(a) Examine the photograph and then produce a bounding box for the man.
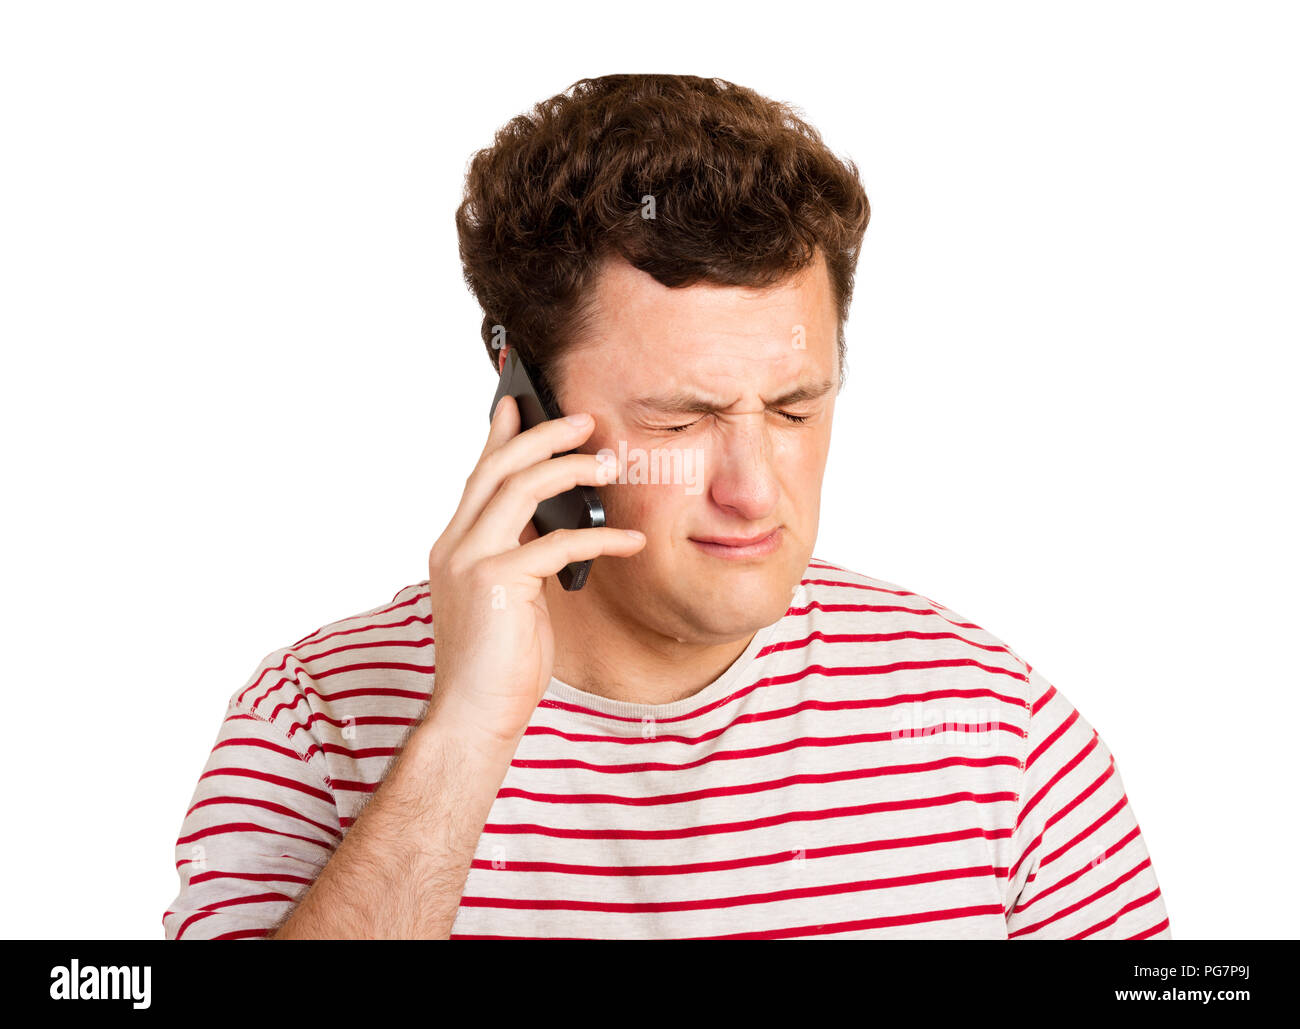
[164,74,1170,939]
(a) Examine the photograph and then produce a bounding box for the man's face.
[538,252,838,645]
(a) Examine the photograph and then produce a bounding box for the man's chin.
[667,587,792,642]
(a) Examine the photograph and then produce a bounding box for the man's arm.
[1004,666,1171,939]
[163,691,341,941]
[270,694,517,939]
[163,665,519,940]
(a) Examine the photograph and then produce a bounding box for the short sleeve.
[162,679,341,940]
[1004,667,1171,939]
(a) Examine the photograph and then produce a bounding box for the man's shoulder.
[227,580,435,730]
[287,580,432,652]
[796,556,1032,680]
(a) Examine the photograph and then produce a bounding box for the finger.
[437,393,525,552]
[501,526,646,584]
[481,392,520,460]
[458,450,618,565]
[448,407,597,544]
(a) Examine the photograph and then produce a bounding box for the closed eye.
[661,412,811,432]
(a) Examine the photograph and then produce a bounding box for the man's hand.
[425,394,644,749]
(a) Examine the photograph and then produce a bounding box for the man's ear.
[497,344,510,374]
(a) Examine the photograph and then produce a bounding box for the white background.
[1,0,1295,939]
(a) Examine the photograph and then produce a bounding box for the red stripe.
[174,909,216,940]
[460,864,1000,914]
[494,753,1020,808]
[199,890,295,911]
[538,658,1027,728]
[175,892,297,940]
[801,576,970,606]
[788,599,980,638]
[1129,917,1170,940]
[1071,885,1165,940]
[295,635,433,670]
[184,794,342,838]
[1026,705,1079,769]
[176,821,336,853]
[797,567,967,616]
[213,734,310,764]
[515,718,1024,774]
[311,742,400,761]
[188,869,314,886]
[330,779,379,794]
[688,903,1006,939]
[468,825,1011,877]
[448,903,1006,940]
[760,627,1017,659]
[199,766,333,805]
[538,682,1026,735]
[450,932,589,939]
[293,608,428,651]
[484,789,1018,841]
[1031,684,1057,716]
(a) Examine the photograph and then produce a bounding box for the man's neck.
[542,573,757,706]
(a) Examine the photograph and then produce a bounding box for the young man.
[164,75,1170,940]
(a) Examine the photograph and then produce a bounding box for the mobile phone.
[489,348,606,590]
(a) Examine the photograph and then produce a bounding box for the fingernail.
[493,396,507,419]
[565,412,591,426]
[624,530,644,541]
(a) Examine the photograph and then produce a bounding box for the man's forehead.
[555,253,837,400]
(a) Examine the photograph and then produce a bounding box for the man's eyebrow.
[627,377,837,415]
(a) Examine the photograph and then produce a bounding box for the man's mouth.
[689,527,783,559]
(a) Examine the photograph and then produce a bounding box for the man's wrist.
[412,695,523,774]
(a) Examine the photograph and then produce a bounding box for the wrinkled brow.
[627,378,836,415]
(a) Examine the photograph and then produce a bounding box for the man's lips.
[689,527,783,558]
[691,530,779,546]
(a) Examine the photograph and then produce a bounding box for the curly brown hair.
[455,74,871,398]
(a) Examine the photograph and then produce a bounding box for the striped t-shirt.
[163,559,1171,940]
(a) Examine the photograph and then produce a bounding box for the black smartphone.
[489,348,606,590]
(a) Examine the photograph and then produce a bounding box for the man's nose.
[703,419,780,520]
